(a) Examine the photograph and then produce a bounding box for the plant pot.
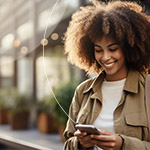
[0,110,9,124]
[37,112,58,134]
[9,111,30,130]
[58,124,66,142]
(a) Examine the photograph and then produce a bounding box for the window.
[1,33,14,50]
[17,21,33,41]
[0,56,14,78]
[38,0,75,31]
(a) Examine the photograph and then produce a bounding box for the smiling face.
[94,36,128,81]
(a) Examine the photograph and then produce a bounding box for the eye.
[109,47,118,52]
[95,48,103,53]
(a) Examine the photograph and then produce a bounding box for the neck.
[105,69,128,81]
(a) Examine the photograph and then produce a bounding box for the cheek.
[116,51,124,60]
[117,52,126,66]
[94,53,101,61]
[94,53,98,61]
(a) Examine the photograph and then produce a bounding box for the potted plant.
[52,81,78,141]
[36,96,58,134]
[9,90,31,130]
[0,89,10,124]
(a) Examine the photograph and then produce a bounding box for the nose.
[101,51,111,62]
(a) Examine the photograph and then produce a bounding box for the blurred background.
[0,0,149,149]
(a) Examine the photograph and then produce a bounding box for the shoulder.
[127,70,146,84]
[138,71,147,87]
[76,77,96,93]
[75,74,101,94]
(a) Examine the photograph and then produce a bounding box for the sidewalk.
[0,125,64,150]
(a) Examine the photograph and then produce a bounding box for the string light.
[51,33,59,40]
[21,46,28,54]
[41,38,48,46]
[13,39,21,48]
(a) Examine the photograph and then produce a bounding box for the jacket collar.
[83,70,140,94]
[83,72,105,94]
[123,70,139,93]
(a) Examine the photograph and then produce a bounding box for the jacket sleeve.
[120,134,150,150]
[63,87,81,150]
[64,136,79,150]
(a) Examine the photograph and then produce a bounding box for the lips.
[103,61,117,68]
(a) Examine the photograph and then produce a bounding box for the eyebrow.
[94,43,119,48]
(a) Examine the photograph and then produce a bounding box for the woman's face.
[94,36,128,81]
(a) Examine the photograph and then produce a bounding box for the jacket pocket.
[124,112,147,139]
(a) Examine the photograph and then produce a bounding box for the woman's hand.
[74,130,95,149]
[90,130,123,150]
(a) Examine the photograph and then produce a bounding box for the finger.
[78,135,92,141]
[90,134,116,142]
[74,129,81,134]
[90,140,118,150]
[90,135,123,149]
[74,130,87,136]
[79,140,95,148]
[91,139,114,147]
[99,130,114,135]
[78,135,93,146]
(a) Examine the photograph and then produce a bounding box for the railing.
[0,125,64,150]
[0,135,52,150]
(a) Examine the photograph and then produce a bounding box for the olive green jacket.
[64,70,150,150]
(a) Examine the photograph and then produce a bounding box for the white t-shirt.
[93,78,126,150]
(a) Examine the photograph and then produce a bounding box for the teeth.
[104,62,115,67]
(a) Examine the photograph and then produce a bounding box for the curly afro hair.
[63,0,150,75]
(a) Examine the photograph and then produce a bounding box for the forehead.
[94,36,118,45]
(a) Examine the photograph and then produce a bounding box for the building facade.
[0,0,149,100]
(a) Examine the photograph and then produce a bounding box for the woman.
[63,0,150,149]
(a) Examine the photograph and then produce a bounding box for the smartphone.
[75,124,101,135]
